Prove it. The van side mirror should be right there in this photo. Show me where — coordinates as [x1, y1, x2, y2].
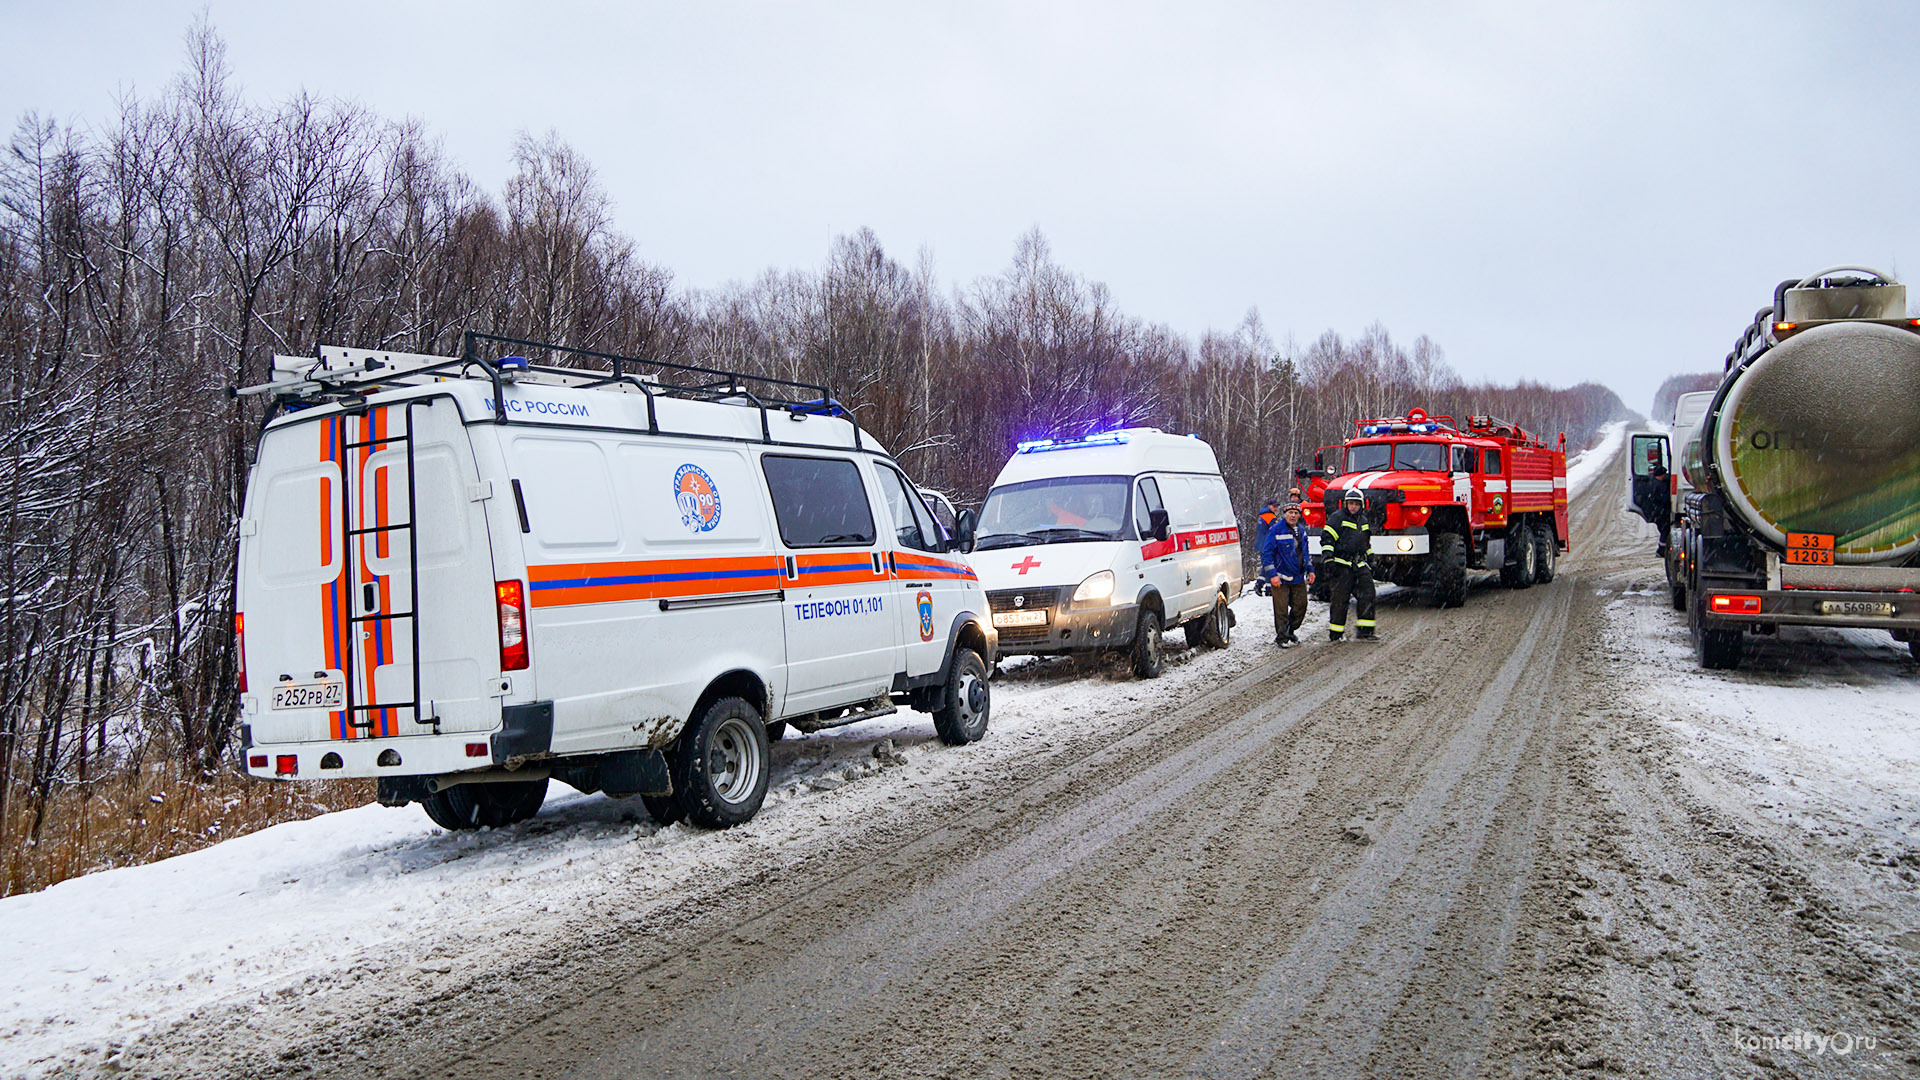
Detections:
[1149, 508, 1171, 542]
[954, 508, 978, 554]
[1293, 466, 1311, 479]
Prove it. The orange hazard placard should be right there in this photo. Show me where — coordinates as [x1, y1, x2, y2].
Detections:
[1786, 532, 1833, 550]
[1786, 548, 1834, 565]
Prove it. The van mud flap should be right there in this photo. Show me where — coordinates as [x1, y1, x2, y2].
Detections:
[491, 701, 554, 766]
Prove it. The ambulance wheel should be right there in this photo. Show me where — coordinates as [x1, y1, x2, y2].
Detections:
[1532, 523, 1557, 584]
[420, 777, 548, 830]
[1197, 595, 1231, 648]
[1425, 532, 1468, 608]
[933, 647, 991, 745]
[1501, 523, 1537, 589]
[671, 697, 770, 828]
[1131, 609, 1165, 679]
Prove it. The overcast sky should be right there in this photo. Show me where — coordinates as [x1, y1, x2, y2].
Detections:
[4, 1, 1915, 416]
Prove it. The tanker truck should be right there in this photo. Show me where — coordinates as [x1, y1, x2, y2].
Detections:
[1627, 266, 1920, 669]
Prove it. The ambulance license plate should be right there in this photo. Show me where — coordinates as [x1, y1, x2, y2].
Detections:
[992, 610, 1048, 628]
[1818, 601, 1894, 617]
[273, 680, 345, 710]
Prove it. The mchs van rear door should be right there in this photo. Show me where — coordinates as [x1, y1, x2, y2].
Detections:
[240, 399, 502, 744]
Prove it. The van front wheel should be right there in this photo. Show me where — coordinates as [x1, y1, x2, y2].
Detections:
[1131, 609, 1165, 679]
[933, 648, 991, 745]
[671, 697, 770, 828]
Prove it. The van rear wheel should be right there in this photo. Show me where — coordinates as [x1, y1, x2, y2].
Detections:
[932, 648, 991, 745]
[670, 697, 770, 828]
[420, 777, 548, 831]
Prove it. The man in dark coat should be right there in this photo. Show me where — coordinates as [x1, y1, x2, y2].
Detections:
[1321, 490, 1377, 641]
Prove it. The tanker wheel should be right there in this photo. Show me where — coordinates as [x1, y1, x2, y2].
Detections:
[1532, 523, 1557, 584]
[1424, 532, 1468, 608]
[1909, 638, 1919, 665]
[1500, 522, 1537, 589]
[1688, 587, 1743, 670]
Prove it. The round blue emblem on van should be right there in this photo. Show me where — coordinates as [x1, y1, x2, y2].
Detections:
[916, 590, 935, 642]
[674, 464, 722, 532]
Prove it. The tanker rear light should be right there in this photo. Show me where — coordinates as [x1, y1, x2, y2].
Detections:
[1709, 594, 1762, 615]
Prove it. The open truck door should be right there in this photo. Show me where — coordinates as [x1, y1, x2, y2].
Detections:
[1626, 432, 1671, 524]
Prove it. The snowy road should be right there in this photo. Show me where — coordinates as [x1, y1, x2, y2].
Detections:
[9, 429, 1917, 1078]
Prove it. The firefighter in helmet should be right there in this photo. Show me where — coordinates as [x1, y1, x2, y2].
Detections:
[1321, 489, 1378, 641]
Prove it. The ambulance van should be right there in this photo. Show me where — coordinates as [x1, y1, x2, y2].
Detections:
[972, 428, 1242, 677]
[233, 338, 996, 830]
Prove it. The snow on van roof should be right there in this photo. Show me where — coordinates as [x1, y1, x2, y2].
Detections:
[992, 427, 1220, 486]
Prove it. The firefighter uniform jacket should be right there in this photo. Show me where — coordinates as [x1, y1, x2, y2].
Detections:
[1320, 507, 1373, 567]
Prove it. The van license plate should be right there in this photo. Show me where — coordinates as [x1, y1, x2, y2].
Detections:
[1818, 601, 1894, 617]
[992, 610, 1048, 628]
[272, 680, 345, 710]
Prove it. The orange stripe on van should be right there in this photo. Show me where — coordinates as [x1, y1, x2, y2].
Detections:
[528, 554, 784, 608]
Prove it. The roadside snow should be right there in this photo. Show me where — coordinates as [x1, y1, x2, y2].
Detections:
[1566, 420, 1626, 498]
[0, 593, 1319, 1077]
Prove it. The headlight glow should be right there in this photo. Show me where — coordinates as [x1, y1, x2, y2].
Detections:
[1072, 570, 1116, 603]
[1396, 537, 1415, 552]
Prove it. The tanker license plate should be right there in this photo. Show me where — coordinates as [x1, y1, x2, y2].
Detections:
[992, 610, 1048, 628]
[1818, 601, 1894, 617]
[272, 680, 345, 710]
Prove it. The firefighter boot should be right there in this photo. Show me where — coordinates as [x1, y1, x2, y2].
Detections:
[1357, 627, 1377, 641]
[1328, 629, 1344, 642]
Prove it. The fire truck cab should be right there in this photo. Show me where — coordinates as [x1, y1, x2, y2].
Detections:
[1300, 409, 1570, 607]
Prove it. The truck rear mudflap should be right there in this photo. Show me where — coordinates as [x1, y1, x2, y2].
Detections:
[1697, 587, 1920, 631]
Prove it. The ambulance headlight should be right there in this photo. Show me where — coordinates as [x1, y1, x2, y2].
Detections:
[1396, 537, 1415, 552]
[1072, 570, 1115, 604]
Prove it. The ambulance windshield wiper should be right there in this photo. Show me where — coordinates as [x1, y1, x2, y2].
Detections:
[1021, 527, 1118, 543]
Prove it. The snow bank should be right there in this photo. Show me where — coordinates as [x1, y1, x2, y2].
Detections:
[0, 593, 1321, 1076]
[1566, 420, 1626, 498]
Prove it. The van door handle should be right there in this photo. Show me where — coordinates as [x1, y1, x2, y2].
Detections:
[363, 581, 378, 612]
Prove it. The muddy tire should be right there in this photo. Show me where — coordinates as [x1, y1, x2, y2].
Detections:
[1670, 583, 1687, 611]
[1186, 596, 1231, 649]
[669, 696, 770, 828]
[1130, 609, 1165, 679]
[1532, 523, 1557, 584]
[1689, 588, 1743, 670]
[641, 793, 684, 826]
[1500, 522, 1537, 589]
[420, 777, 548, 831]
[765, 720, 787, 742]
[1425, 532, 1468, 608]
[932, 648, 991, 745]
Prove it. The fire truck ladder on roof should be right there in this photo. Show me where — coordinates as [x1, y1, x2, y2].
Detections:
[331, 398, 432, 735]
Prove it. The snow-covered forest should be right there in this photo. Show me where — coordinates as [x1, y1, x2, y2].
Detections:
[0, 24, 1628, 896]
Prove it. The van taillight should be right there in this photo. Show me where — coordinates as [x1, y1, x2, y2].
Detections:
[496, 580, 530, 671]
[235, 612, 247, 693]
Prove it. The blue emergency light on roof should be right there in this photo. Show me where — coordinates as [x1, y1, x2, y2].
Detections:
[1015, 430, 1131, 454]
[497, 355, 529, 370]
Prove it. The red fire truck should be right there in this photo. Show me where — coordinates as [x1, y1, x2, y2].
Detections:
[1299, 409, 1570, 606]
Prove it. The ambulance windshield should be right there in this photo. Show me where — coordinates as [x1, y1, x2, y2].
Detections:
[976, 475, 1133, 548]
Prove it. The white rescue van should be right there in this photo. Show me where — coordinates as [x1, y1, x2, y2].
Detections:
[233, 338, 996, 830]
[972, 428, 1242, 677]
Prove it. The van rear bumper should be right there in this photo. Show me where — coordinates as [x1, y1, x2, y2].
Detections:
[245, 729, 502, 782]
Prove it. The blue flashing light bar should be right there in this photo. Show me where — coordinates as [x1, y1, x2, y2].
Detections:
[1015, 430, 1131, 454]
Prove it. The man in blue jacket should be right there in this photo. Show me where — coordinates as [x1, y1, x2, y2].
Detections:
[1260, 502, 1314, 647]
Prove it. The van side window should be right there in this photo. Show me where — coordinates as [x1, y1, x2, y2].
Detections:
[761, 455, 876, 547]
[1133, 477, 1164, 538]
[1452, 446, 1478, 473]
[1484, 449, 1503, 475]
[874, 464, 939, 552]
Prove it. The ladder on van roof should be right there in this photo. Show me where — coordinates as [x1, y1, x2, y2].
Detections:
[238, 332, 868, 451]
[328, 400, 430, 736]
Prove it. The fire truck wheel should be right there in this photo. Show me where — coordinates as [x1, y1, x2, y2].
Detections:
[672, 696, 770, 828]
[1500, 523, 1537, 589]
[1425, 532, 1468, 608]
[420, 777, 549, 831]
[1532, 523, 1557, 584]
[1131, 609, 1165, 679]
[933, 648, 992, 745]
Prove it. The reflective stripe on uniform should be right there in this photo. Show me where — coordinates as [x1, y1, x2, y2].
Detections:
[1328, 623, 1344, 633]
[1355, 619, 1375, 628]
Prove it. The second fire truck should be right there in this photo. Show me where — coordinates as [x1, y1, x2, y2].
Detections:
[1300, 409, 1570, 606]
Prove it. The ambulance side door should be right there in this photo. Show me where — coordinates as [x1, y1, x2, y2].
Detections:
[1134, 475, 1182, 610]
[764, 453, 900, 715]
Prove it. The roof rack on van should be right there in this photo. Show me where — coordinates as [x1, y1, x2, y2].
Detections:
[233, 332, 865, 450]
